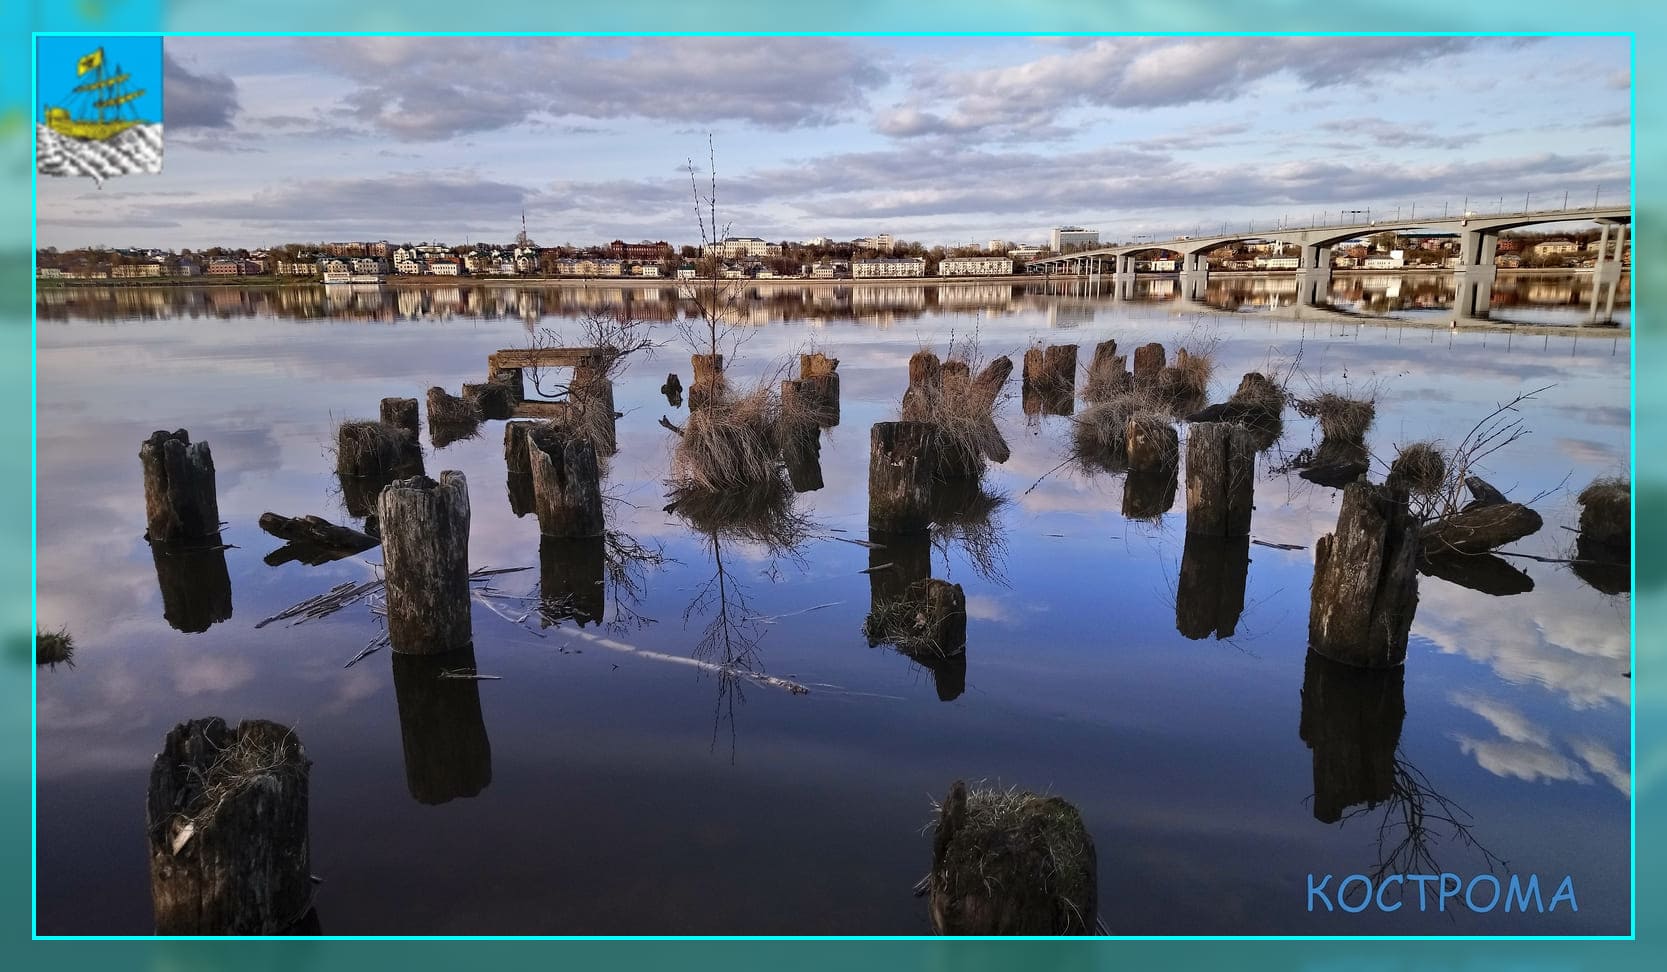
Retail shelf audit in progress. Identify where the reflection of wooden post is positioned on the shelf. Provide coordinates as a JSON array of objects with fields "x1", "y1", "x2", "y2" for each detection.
[
  {"x1": 690, "y1": 353, "x2": 725, "y2": 410},
  {"x1": 538, "y1": 535, "x2": 607, "y2": 627},
  {"x1": 146, "y1": 718, "x2": 311, "y2": 934},
  {"x1": 391, "y1": 647, "x2": 492, "y2": 805},
  {"x1": 528, "y1": 426, "x2": 605, "y2": 539},
  {"x1": 378, "y1": 472, "x2": 472, "y2": 655},
  {"x1": 1299, "y1": 651, "x2": 1404, "y2": 823},
  {"x1": 1310, "y1": 481, "x2": 1419, "y2": 668},
  {"x1": 868, "y1": 529, "x2": 932, "y2": 616},
  {"x1": 150, "y1": 540, "x2": 233, "y2": 633},
  {"x1": 917, "y1": 579, "x2": 967, "y2": 656},
  {"x1": 140, "y1": 430, "x2": 221, "y2": 541},
  {"x1": 1175, "y1": 534, "x2": 1250, "y2": 640},
  {"x1": 777, "y1": 406, "x2": 824, "y2": 493},
  {"x1": 1123, "y1": 461, "x2": 1178, "y2": 520},
  {"x1": 380, "y1": 397, "x2": 419, "y2": 436},
  {"x1": 869, "y1": 422, "x2": 937, "y2": 533},
  {"x1": 1184, "y1": 422, "x2": 1255, "y2": 537}
]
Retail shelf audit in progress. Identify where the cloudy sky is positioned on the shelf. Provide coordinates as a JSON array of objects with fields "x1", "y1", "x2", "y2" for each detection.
[{"x1": 36, "y1": 35, "x2": 1631, "y2": 251}]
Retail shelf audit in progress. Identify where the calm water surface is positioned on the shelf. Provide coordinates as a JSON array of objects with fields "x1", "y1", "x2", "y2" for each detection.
[{"x1": 35, "y1": 281, "x2": 1631, "y2": 935}]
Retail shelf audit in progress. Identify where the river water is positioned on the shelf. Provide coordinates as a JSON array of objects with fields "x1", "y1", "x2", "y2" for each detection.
[{"x1": 34, "y1": 277, "x2": 1631, "y2": 935}]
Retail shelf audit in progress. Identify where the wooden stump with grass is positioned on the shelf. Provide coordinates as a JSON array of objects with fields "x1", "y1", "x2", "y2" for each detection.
[
  {"x1": 571, "y1": 376, "x2": 619, "y2": 456},
  {"x1": 869, "y1": 422, "x2": 938, "y2": 533},
  {"x1": 1083, "y1": 339, "x2": 1131, "y2": 403},
  {"x1": 528, "y1": 425, "x2": 605, "y2": 539},
  {"x1": 140, "y1": 430, "x2": 221, "y2": 542},
  {"x1": 1124, "y1": 412, "x2": 1178, "y2": 471},
  {"x1": 335, "y1": 421, "x2": 422, "y2": 480},
  {"x1": 690, "y1": 353, "x2": 725, "y2": 411},
  {"x1": 928, "y1": 779, "x2": 1097, "y2": 935},
  {"x1": 461, "y1": 381, "x2": 517, "y2": 421},
  {"x1": 1132, "y1": 342, "x2": 1166, "y2": 389},
  {"x1": 146, "y1": 717, "x2": 312, "y2": 935},
  {"x1": 1310, "y1": 480, "x2": 1419, "y2": 668},
  {"x1": 503, "y1": 421, "x2": 538, "y2": 474},
  {"x1": 1184, "y1": 422, "x2": 1256, "y2": 537},
  {"x1": 379, "y1": 397, "x2": 420, "y2": 436},
  {"x1": 427, "y1": 386, "x2": 482, "y2": 427},
  {"x1": 378, "y1": 472, "x2": 472, "y2": 655}
]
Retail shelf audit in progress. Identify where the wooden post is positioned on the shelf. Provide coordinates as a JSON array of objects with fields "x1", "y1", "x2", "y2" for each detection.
[
  {"x1": 1132, "y1": 342, "x2": 1166, "y2": 388},
  {"x1": 391, "y1": 647, "x2": 492, "y2": 805},
  {"x1": 1175, "y1": 534, "x2": 1250, "y2": 640},
  {"x1": 1299, "y1": 651, "x2": 1404, "y2": 823},
  {"x1": 503, "y1": 421, "x2": 538, "y2": 474},
  {"x1": 146, "y1": 718, "x2": 312, "y2": 934},
  {"x1": 378, "y1": 472, "x2": 472, "y2": 655},
  {"x1": 929, "y1": 779, "x2": 1097, "y2": 935},
  {"x1": 150, "y1": 540, "x2": 233, "y2": 633},
  {"x1": 1184, "y1": 422, "x2": 1256, "y2": 536},
  {"x1": 490, "y1": 366, "x2": 526, "y2": 402},
  {"x1": 426, "y1": 386, "x2": 482, "y2": 427},
  {"x1": 868, "y1": 422, "x2": 937, "y2": 533},
  {"x1": 140, "y1": 430, "x2": 221, "y2": 542},
  {"x1": 1022, "y1": 345, "x2": 1076, "y2": 415},
  {"x1": 800, "y1": 352, "x2": 839, "y2": 378},
  {"x1": 528, "y1": 425, "x2": 605, "y2": 539},
  {"x1": 379, "y1": 397, "x2": 420, "y2": 436},
  {"x1": 461, "y1": 381, "x2": 516, "y2": 421},
  {"x1": 903, "y1": 350, "x2": 943, "y2": 422},
  {"x1": 1043, "y1": 344, "x2": 1077, "y2": 393},
  {"x1": 1084, "y1": 340, "x2": 1131, "y2": 402},
  {"x1": 1421, "y1": 503, "x2": 1543, "y2": 558},
  {"x1": 1309, "y1": 480, "x2": 1420, "y2": 668},
  {"x1": 335, "y1": 421, "x2": 422, "y2": 480},
  {"x1": 690, "y1": 353, "x2": 725, "y2": 410},
  {"x1": 969, "y1": 356, "x2": 1013, "y2": 411},
  {"x1": 1125, "y1": 413, "x2": 1178, "y2": 470},
  {"x1": 572, "y1": 375, "x2": 618, "y2": 456},
  {"x1": 538, "y1": 535, "x2": 607, "y2": 627}
]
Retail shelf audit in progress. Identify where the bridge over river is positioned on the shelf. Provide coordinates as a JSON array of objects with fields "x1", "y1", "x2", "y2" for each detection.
[{"x1": 1026, "y1": 204, "x2": 1631, "y2": 325}]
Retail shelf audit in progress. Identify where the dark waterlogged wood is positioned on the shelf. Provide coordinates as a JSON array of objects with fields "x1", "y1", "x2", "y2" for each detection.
[
  {"x1": 151, "y1": 538, "x2": 233, "y2": 633},
  {"x1": 258, "y1": 514, "x2": 377, "y2": 565},
  {"x1": 506, "y1": 471, "x2": 536, "y2": 518},
  {"x1": 379, "y1": 397, "x2": 420, "y2": 436},
  {"x1": 969, "y1": 356, "x2": 1013, "y2": 412},
  {"x1": 1125, "y1": 413, "x2": 1178, "y2": 471},
  {"x1": 1175, "y1": 534, "x2": 1250, "y2": 640},
  {"x1": 503, "y1": 421, "x2": 538, "y2": 474},
  {"x1": 391, "y1": 646, "x2": 493, "y2": 805},
  {"x1": 690, "y1": 353, "x2": 725, "y2": 411},
  {"x1": 778, "y1": 411, "x2": 824, "y2": 493},
  {"x1": 461, "y1": 382, "x2": 517, "y2": 421},
  {"x1": 140, "y1": 430, "x2": 221, "y2": 542},
  {"x1": 378, "y1": 472, "x2": 472, "y2": 655},
  {"x1": 902, "y1": 350, "x2": 943, "y2": 422},
  {"x1": 1299, "y1": 651, "x2": 1405, "y2": 823},
  {"x1": 1309, "y1": 481, "x2": 1420, "y2": 668},
  {"x1": 1123, "y1": 462, "x2": 1179, "y2": 520},
  {"x1": 868, "y1": 422, "x2": 938, "y2": 533},
  {"x1": 929, "y1": 779, "x2": 1097, "y2": 935},
  {"x1": 1421, "y1": 503, "x2": 1543, "y2": 558},
  {"x1": 1184, "y1": 422, "x2": 1256, "y2": 537},
  {"x1": 527, "y1": 425, "x2": 605, "y2": 539},
  {"x1": 336, "y1": 421, "x2": 423, "y2": 480},
  {"x1": 426, "y1": 386, "x2": 481, "y2": 427},
  {"x1": 1418, "y1": 551, "x2": 1535, "y2": 596},
  {"x1": 146, "y1": 717, "x2": 311, "y2": 934}
]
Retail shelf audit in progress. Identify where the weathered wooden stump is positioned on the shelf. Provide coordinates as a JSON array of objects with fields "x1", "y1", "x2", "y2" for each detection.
[
  {"x1": 1122, "y1": 462, "x2": 1178, "y2": 521},
  {"x1": 802, "y1": 374, "x2": 842, "y2": 427},
  {"x1": 1125, "y1": 413, "x2": 1178, "y2": 471},
  {"x1": 1132, "y1": 342, "x2": 1166, "y2": 388},
  {"x1": 426, "y1": 386, "x2": 481, "y2": 427},
  {"x1": 1184, "y1": 422, "x2": 1256, "y2": 537},
  {"x1": 690, "y1": 353, "x2": 725, "y2": 411},
  {"x1": 503, "y1": 421, "x2": 538, "y2": 474},
  {"x1": 336, "y1": 420, "x2": 423, "y2": 481},
  {"x1": 1175, "y1": 534, "x2": 1250, "y2": 640},
  {"x1": 1299, "y1": 651, "x2": 1405, "y2": 823},
  {"x1": 150, "y1": 539, "x2": 233, "y2": 633},
  {"x1": 571, "y1": 375, "x2": 619, "y2": 456},
  {"x1": 801, "y1": 352, "x2": 839, "y2": 378},
  {"x1": 538, "y1": 535, "x2": 607, "y2": 628},
  {"x1": 928, "y1": 779, "x2": 1097, "y2": 935},
  {"x1": 869, "y1": 422, "x2": 938, "y2": 533},
  {"x1": 662, "y1": 372, "x2": 683, "y2": 398},
  {"x1": 1022, "y1": 345, "x2": 1077, "y2": 414},
  {"x1": 1310, "y1": 480, "x2": 1420, "y2": 668},
  {"x1": 391, "y1": 646, "x2": 492, "y2": 805},
  {"x1": 378, "y1": 472, "x2": 472, "y2": 655},
  {"x1": 490, "y1": 366, "x2": 526, "y2": 402},
  {"x1": 527, "y1": 424, "x2": 605, "y2": 539},
  {"x1": 379, "y1": 397, "x2": 420, "y2": 436},
  {"x1": 141, "y1": 430, "x2": 221, "y2": 542},
  {"x1": 461, "y1": 381, "x2": 517, "y2": 421},
  {"x1": 1083, "y1": 340, "x2": 1131, "y2": 402},
  {"x1": 146, "y1": 717, "x2": 311, "y2": 934},
  {"x1": 902, "y1": 350, "x2": 943, "y2": 422}
]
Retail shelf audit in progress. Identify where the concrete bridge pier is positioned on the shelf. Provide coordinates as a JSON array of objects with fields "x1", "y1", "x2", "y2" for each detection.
[
  {"x1": 1588, "y1": 221, "x2": 1627, "y2": 325},
  {"x1": 1179, "y1": 251, "x2": 1209, "y2": 300},
  {"x1": 1296, "y1": 243, "x2": 1333, "y2": 307},
  {"x1": 1452, "y1": 227, "x2": 1499, "y2": 322}
]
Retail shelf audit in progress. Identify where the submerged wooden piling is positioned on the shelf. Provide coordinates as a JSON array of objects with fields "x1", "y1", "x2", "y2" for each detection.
[
  {"x1": 377, "y1": 398, "x2": 417, "y2": 437},
  {"x1": 868, "y1": 422, "x2": 938, "y2": 533},
  {"x1": 503, "y1": 421, "x2": 538, "y2": 474},
  {"x1": 140, "y1": 430, "x2": 221, "y2": 542},
  {"x1": 378, "y1": 472, "x2": 472, "y2": 655},
  {"x1": 1309, "y1": 480, "x2": 1419, "y2": 668},
  {"x1": 1132, "y1": 342, "x2": 1166, "y2": 388},
  {"x1": 146, "y1": 717, "x2": 312, "y2": 934},
  {"x1": 1184, "y1": 422, "x2": 1256, "y2": 537},
  {"x1": 527, "y1": 424, "x2": 605, "y2": 539}
]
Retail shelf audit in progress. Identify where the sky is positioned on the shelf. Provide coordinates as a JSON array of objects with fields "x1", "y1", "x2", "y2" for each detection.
[{"x1": 33, "y1": 35, "x2": 1632, "y2": 251}]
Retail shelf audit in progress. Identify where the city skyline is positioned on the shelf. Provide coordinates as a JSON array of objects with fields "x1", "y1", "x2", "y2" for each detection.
[{"x1": 35, "y1": 35, "x2": 1632, "y2": 250}]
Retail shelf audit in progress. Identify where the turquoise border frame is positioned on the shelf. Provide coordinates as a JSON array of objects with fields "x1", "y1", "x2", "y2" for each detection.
[{"x1": 10, "y1": 4, "x2": 1656, "y2": 965}]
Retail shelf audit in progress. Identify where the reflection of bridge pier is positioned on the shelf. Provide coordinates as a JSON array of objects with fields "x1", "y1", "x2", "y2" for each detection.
[
  {"x1": 1453, "y1": 226, "x2": 1499, "y2": 321},
  {"x1": 1588, "y1": 220, "x2": 1628, "y2": 324}
]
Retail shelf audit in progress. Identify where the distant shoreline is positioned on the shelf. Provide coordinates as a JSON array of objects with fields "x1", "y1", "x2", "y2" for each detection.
[{"x1": 34, "y1": 265, "x2": 1625, "y2": 290}]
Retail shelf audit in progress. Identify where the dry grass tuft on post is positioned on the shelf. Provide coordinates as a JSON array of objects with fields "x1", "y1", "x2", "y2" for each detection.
[
  {"x1": 334, "y1": 420, "x2": 422, "y2": 480},
  {"x1": 670, "y1": 381, "x2": 789, "y2": 494},
  {"x1": 1070, "y1": 393, "x2": 1143, "y2": 470},
  {"x1": 1296, "y1": 392, "x2": 1376, "y2": 441},
  {"x1": 1156, "y1": 346, "x2": 1214, "y2": 412},
  {"x1": 927, "y1": 780, "x2": 1098, "y2": 936},
  {"x1": 38, "y1": 627, "x2": 74, "y2": 669},
  {"x1": 426, "y1": 386, "x2": 482, "y2": 427},
  {"x1": 1388, "y1": 442, "x2": 1446, "y2": 495}
]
